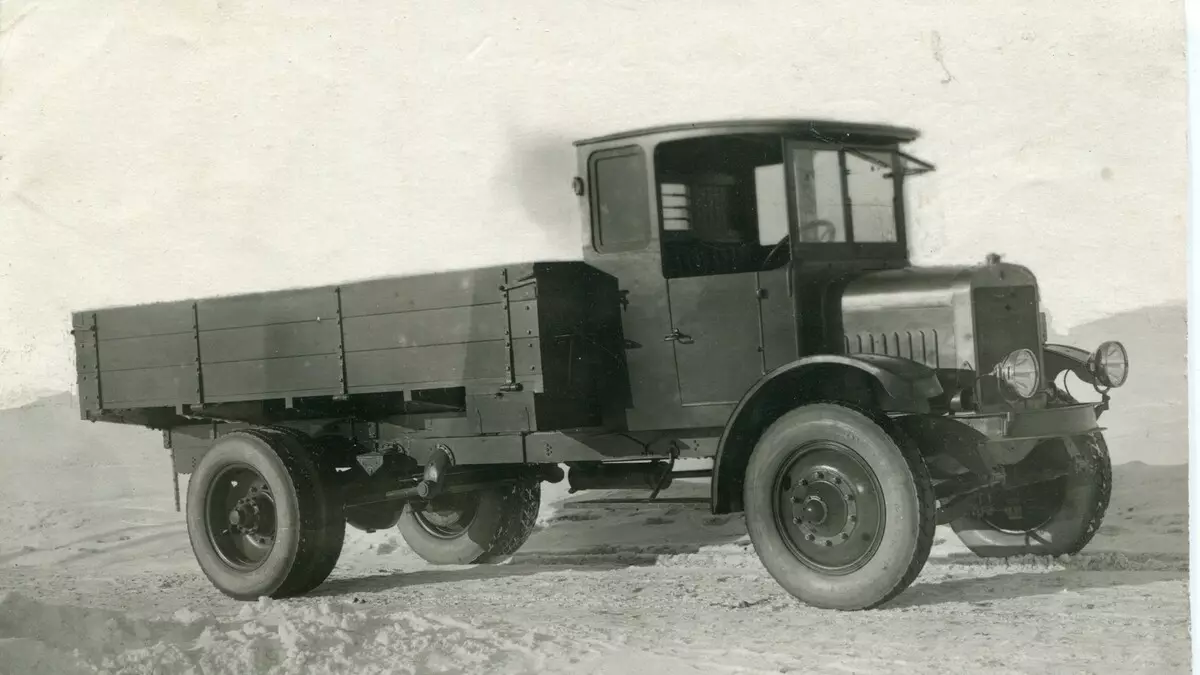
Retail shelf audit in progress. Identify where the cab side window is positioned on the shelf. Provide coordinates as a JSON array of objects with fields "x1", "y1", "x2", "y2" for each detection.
[{"x1": 590, "y1": 146, "x2": 651, "y2": 253}]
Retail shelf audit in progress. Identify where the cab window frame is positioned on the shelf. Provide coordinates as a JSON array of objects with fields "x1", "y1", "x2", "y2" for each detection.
[
  {"x1": 587, "y1": 145, "x2": 654, "y2": 254},
  {"x1": 783, "y1": 139, "x2": 909, "y2": 263}
]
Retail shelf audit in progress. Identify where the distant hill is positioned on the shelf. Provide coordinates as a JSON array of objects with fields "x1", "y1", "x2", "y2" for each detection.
[
  {"x1": 0, "y1": 392, "x2": 171, "y2": 505},
  {"x1": 1047, "y1": 302, "x2": 1186, "y2": 465}
]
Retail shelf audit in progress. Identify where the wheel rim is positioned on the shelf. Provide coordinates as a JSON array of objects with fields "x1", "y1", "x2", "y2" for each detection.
[
  {"x1": 977, "y1": 438, "x2": 1071, "y2": 534},
  {"x1": 412, "y1": 493, "x2": 480, "y2": 539},
  {"x1": 205, "y1": 463, "x2": 277, "y2": 571},
  {"x1": 979, "y1": 476, "x2": 1067, "y2": 533},
  {"x1": 772, "y1": 441, "x2": 885, "y2": 575}
]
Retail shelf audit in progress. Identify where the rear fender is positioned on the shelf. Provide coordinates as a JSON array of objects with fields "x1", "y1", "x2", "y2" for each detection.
[{"x1": 710, "y1": 354, "x2": 943, "y2": 514}]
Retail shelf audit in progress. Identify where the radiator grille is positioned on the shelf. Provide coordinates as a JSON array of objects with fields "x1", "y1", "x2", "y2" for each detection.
[{"x1": 972, "y1": 285, "x2": 1041, "y2": 405}]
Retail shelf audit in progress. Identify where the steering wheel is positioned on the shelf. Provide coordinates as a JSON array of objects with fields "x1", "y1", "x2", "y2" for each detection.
[
  {"x1": 762, "y1": 234, "x2": 791, "y2": 268},
  {"x1": 761, "y1": 219, "x2": 839, "y2": 267},
  {"x1": 800, "y1": 219, "x2": 837, "y2": 242}
]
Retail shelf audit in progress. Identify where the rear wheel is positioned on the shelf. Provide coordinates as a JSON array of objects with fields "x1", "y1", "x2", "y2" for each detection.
[
  {"x1": 742, "y1": 403, "x2": 936, "y2": 611},
  {"x1": 185, "y1": 428, "x2": 345, "y2": 600},
  {"x1": 396, "y1": 480, "x2": 541, "y2": 565},
  {"x1": 262, "y1": 428, "x2": 346, "y2": 595}
]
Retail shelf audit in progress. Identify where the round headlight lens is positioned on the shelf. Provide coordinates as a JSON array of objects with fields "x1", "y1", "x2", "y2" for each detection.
[
  {"x1": 1091, "y1": 340, "x2": 1128, "y2": 388},
  {"x1": 994, "y1": 348, "x2": 1041, "y2": 399}
]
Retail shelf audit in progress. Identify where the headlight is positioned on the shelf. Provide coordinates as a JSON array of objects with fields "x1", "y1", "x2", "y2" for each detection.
[
  {"x1": 1089, "y1": 340, "x2": 1128, "y2": 388},
  {"x1": 993, "y1": 348, "x2": 1041, "y2": 399}
]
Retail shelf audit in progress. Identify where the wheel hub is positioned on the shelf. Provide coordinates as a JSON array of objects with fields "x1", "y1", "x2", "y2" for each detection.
[
  {"x1": 787, "y1": 467, "x2": 861, "y2": 548},
  {"x1": 227, "y1": 488, "x2": 274, "y2": 536},
  {"x1": 205, "y1": 467, "x2": 278, "y2": 570},
  {"x1": 799, "y1": 496, "x2": 828, "y2": 525},
  {"x1": 413, "y1": 493, "x2": 480, "y2": 539},
  {"x1": 774, "y1": 443, "x2": 884, "y2": 573}
]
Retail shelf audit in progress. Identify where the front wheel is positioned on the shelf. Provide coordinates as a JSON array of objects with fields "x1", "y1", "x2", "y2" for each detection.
[
  {"x1": 396, "y1": 480, "x2": 541, "y2": 565},
  {"x1": 950, "y1": 430, "x2": 1112, "y2": 558},
  {"x1": 743, "y1": 403, "x2": 937, "y2": 611}
]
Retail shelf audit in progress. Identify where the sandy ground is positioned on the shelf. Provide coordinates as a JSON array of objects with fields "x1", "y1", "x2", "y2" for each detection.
[{"x1": 0, "y1": 396, "x2": 1191, "y2": 674}]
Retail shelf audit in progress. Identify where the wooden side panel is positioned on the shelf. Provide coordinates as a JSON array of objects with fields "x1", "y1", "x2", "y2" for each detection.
[
  {"x1": 77, "y1": 263, "x2": 550, "y2": 409},
  {"x1": 194, "y1": 288, "x2": 343, "y2": 401},
  {"x1": 88, "y1": 300, "x2": 197, "y2": 409},
  {"x1": 345, "y1": 341, "x2": 511, "y2": 389},
  {"x1": 202, "y1": 355, "x2": 343, "y2": 398},
  {"x1": 102, "y1": 365, "x2": 200, "y2": 408},
  {"x1": 343, "y1": 304, "x2": 508, "y2": 352},
  {"x1": 200, "y1": 322, "x2": 341, "y2": 363},
  {"x1": 338, "y1": 267, "x2": 541, "y2": 393},
  {"x1": 197, "y1": 287, "x2": 338, "y2": 331},
  {"x1": 339, "y1": 265, "x2": 530, "y2": 317},
  {"x1": 95, "y1": 301, "x2": 195, "y2": 339},
  {"x1": 99, "y1": 333, "x2": 195, "y2": 371}
]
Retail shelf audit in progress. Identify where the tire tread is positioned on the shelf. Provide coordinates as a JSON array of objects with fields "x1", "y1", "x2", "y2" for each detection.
[
  {"x1": 832, "y1": 401, "x2": 937, "y2": 609},
  {"x1": 474, "y1": 480, "x2": 541, "y2": 563},
  {"x1": 260, "y1": 426, "x2": 347, "y2": 596}
]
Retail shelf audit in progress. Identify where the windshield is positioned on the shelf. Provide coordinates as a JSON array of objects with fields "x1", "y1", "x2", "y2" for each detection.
[{"x1": 787, "y1": 146, "x2": 899, "y2": 244}]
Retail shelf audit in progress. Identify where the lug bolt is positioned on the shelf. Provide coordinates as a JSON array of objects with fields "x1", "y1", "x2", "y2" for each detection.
[
  {"x1": 792, "y1": 517, "x2": 801, "y2": 524},
  {"x1": 805, "y1": 533, "x2": 815, "y2": 542},
  {"x1": 815, "y1": 472, "x2": 824, "y2": 480},
  {"x1": 823, "y1": 540, "x2": 832, "y2": 547},
  {"x1": 840, "y1": 533, "x2": 849, "y2": 541}
]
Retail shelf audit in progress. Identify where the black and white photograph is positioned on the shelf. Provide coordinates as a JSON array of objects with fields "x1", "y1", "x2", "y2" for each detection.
[{"x1": 0, "y1": 1, "x2": 1191, "y2": 672}]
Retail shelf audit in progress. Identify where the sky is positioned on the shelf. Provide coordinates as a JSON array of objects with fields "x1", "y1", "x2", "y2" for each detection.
[{"x1": 0, "y1": 0, "x2": 1187, "y2": 406}]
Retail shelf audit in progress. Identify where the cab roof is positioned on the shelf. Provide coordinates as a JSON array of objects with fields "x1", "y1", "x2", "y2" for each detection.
[{"x1": 573, "y1": 118, "x2": 921, "y2": 148}]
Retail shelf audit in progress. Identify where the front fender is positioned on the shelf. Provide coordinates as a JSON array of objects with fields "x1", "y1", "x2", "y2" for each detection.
[
  {"x1": 709, "y1": 353, "x2": 944, "y2": 514},
  {"x1": 1044, "y1": 343, "x2": 1098, "y2": 386}
]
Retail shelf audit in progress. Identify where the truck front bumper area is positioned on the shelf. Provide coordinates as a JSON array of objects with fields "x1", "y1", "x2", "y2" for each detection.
[{"x1": 949, "y1": 402, "x2": 1102, "y2": 443}]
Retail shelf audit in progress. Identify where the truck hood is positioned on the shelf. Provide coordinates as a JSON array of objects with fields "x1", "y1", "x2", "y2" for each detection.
[{"x1": 841, "y1": 261, "x2": 1039, "y2": 314}]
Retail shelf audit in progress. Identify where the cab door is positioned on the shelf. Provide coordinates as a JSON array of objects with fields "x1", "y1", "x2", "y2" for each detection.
[{"x1": 665, "y1": 271, "x2": 764, "y2": 406}]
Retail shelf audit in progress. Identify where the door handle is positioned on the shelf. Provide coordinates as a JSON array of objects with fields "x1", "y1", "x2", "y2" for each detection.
[{"x1": 663, "y1": 329, "x2": 694, "y2": 344}]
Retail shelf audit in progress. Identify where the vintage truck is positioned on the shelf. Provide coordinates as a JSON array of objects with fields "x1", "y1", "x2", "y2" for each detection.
[{"x1": 70, "y1": 119, "x2": 1129, "y2": 611}]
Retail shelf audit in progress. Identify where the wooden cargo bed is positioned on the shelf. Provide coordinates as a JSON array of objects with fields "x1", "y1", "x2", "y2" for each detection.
[{"x1": 72, "y1": 261, "x2": 625, "y2": 427}]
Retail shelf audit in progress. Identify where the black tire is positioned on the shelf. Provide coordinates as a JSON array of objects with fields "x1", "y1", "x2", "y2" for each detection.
[
  {"x1": 185, "y1": 428, "x2": 345, "y2": 600},
  {"x1": 396, "y1": 479, "x2": 541, "y2": 565},
  {"x1": 261, "y1": 427, "x2": 346, "y2": 596},
  {"x1": 950, "y1": 419, "x2": 1112, "y2": 558},
  {"x1": 742, "y1": 403, "x2": 936, "y2": 611}
]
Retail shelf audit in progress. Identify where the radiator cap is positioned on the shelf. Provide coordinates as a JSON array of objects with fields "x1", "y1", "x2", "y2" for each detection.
[{"x1": 985, "y1": 252, "x2": 1002, "y2": 265}]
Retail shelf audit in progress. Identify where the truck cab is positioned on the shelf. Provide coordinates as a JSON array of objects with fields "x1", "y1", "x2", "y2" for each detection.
[{"x1": 572, "y1": 120, "x2": 934, "y2": 431}]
